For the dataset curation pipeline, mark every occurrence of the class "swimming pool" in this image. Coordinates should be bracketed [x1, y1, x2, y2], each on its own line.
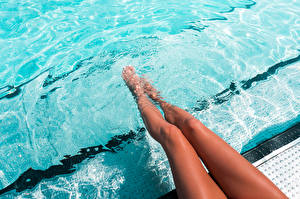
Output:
[0, 0, 299, 198]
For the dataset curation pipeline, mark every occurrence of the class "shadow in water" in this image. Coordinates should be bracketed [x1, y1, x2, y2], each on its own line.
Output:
[0, 36, 159, 101]
[100, 135, 172, 198]
[184, 1, 256, 33]
[192, 53, 300, 111]
[0, 128, 145, 196]
[241, 115, 300, 153]
[0, 68, 51, 100]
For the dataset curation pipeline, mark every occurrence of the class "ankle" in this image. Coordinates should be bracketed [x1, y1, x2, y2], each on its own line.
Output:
[136, 94, 148, 102]
[137, 95, 155, 109]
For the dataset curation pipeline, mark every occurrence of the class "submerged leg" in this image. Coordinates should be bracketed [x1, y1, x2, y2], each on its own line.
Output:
[143, 79, 287, 199]
[122, 66, 226, 199]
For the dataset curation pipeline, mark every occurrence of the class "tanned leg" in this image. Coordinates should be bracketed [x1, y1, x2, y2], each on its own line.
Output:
[122, 66, 227, 199]
[143, 78, 287, 199]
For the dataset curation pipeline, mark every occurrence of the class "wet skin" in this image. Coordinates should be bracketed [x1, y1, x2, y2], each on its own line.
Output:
[122, 66, 287, 199]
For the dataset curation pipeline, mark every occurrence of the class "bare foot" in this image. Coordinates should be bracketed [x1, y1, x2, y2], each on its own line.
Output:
[122, 66, 145, 98]
[141, 78, 164, 103]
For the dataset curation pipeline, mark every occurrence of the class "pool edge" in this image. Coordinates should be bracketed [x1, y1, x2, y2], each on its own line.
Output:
[158, 122, 300, 199]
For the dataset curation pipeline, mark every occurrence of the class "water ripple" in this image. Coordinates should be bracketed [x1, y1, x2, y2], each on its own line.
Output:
[1, 0, 300, 198]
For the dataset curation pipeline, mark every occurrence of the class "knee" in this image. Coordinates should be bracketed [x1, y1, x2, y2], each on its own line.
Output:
[184, 118, 203, 131]
[159, 124, 183, 145]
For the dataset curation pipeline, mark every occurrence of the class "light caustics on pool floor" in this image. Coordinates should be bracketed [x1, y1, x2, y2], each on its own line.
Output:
[0, 0, 300, 198]
[1, 55, 299, 197]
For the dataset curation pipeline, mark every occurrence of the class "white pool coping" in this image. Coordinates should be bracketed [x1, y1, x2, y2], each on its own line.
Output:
[255, 138, 300, 198]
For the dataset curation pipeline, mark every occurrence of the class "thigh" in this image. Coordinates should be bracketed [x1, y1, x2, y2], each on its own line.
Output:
[180, 119, 287, 199]
[160, 124, 227, 199]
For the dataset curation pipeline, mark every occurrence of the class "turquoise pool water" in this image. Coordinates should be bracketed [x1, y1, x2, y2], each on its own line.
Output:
[0, 0, 300, 198]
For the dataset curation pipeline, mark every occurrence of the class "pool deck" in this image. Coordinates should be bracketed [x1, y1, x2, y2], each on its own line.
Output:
[159, 122, 300, 199]
[255, 137, 299, 198]
[244, 123, 299, 199]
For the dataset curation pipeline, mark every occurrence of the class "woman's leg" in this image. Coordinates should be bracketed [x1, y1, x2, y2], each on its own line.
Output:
[122, 66, 227, 199]
[143, 79, 287, 199]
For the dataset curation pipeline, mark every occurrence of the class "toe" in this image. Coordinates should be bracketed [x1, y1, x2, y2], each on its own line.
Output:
[122, 66, 136, 80]
[123, 66, 135, 73]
